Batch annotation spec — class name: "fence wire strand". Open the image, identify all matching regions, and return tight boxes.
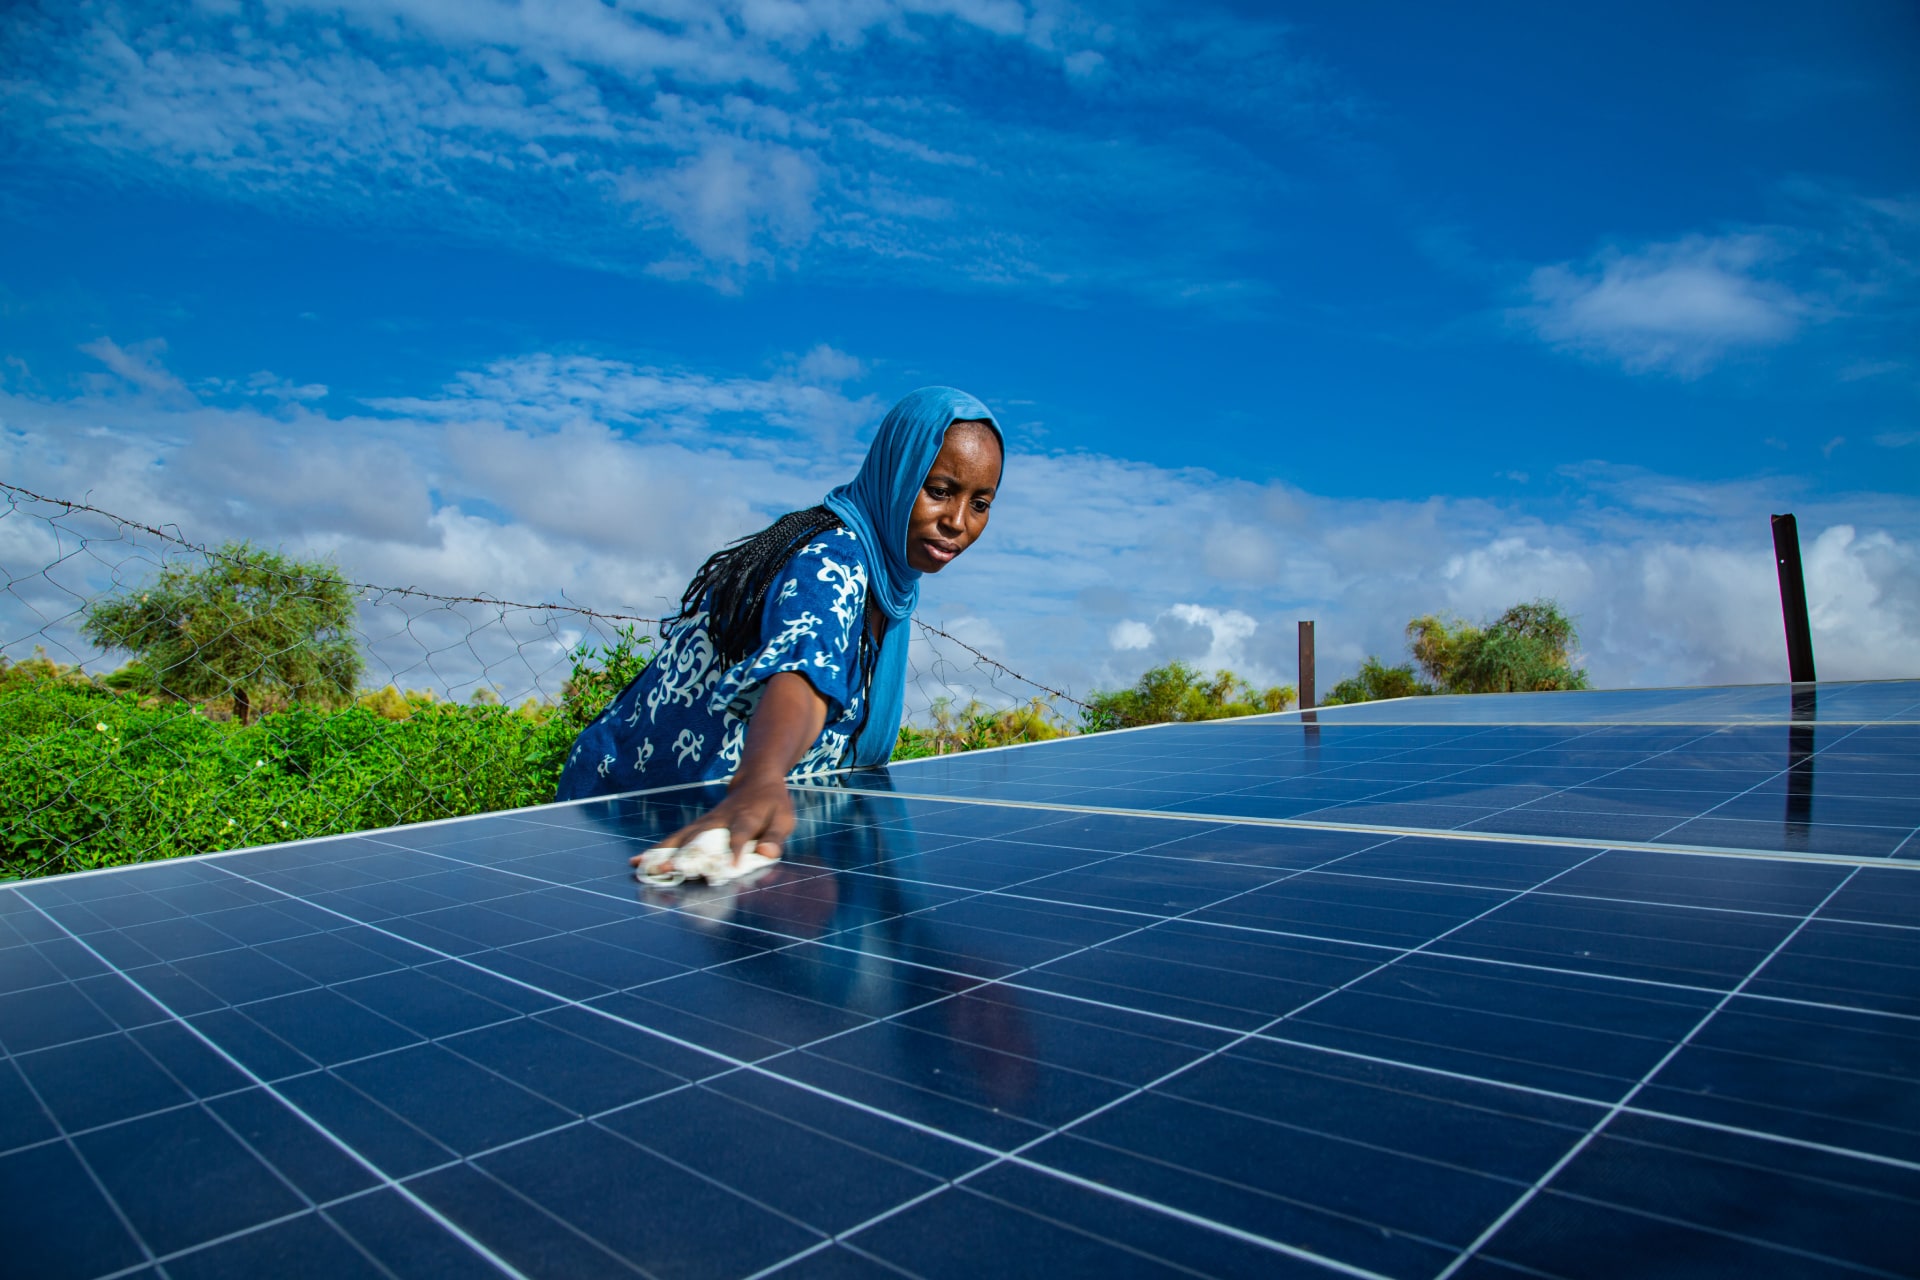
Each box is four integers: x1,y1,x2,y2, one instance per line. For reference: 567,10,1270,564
0,481,1082,880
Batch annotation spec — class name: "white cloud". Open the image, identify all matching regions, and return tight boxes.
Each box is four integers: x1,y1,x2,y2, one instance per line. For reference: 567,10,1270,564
3,1,1313,298
1516,233,1805,377
76,337,192,401
4,337,1917,713
791,344,865,385
1512,192,1920,380
620,139,821,278
1108,619,1152,650
1163,603,1260,675
1062,49,1105,79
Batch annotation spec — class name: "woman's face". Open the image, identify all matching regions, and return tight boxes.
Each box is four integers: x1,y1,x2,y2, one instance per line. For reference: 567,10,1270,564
906,420,1001,573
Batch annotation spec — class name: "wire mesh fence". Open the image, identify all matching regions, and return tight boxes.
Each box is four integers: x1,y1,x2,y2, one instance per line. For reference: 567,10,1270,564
0,482,1085,881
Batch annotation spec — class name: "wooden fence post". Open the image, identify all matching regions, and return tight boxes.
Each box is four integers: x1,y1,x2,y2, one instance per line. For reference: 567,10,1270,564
1298,620,1315,711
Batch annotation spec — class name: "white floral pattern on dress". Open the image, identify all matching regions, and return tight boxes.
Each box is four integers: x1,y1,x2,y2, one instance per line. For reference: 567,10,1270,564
554,527,873,802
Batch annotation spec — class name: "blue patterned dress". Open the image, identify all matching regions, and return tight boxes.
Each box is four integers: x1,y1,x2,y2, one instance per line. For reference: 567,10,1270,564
553,526,875,801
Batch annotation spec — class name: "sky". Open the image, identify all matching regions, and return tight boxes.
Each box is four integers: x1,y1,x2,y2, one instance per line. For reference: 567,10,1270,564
1,0,1916,707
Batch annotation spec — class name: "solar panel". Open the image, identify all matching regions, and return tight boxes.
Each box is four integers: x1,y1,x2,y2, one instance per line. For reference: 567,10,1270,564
2,680,1915,1278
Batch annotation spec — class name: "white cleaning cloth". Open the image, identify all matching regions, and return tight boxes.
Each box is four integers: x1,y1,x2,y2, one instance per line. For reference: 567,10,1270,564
636,827,778,887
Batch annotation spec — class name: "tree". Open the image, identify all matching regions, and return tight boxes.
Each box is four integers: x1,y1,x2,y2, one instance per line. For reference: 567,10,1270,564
81,543,362,724
1325,599,1589,705
894,696,1067,758
1083,661,1293,731
1408,599,1587,694
1324,657,1432,706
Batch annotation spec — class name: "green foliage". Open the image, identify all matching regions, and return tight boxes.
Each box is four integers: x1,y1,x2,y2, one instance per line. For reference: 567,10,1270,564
1324,658,1433,706
356,685,442,720
100,660,159,696
1330,598,1589,704
893,697,1068,759
0,649,96,697
0,668,579,880
1081,661,1293,732
1408,599,1588,694
0,623,657,880
556,624,655,735
81,543,361,724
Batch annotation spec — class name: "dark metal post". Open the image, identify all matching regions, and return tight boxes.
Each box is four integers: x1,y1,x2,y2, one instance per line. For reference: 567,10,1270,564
1771,514,1816,683
1297,620,1315,711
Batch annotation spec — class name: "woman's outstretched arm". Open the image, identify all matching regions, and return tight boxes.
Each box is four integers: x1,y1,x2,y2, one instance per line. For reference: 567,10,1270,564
633,670,827,869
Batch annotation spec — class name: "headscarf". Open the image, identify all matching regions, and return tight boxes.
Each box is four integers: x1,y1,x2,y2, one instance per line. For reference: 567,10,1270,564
825,387,1004,765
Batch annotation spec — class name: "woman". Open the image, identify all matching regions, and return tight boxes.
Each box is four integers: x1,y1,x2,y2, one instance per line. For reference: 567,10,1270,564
553,386,1004,874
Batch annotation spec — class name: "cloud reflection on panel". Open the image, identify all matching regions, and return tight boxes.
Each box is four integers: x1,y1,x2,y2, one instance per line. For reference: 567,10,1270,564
579,780,1045,1115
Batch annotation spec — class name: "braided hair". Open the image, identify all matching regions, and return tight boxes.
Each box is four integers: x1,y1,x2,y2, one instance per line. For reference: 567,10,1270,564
676,505,883,750
676,505,848,670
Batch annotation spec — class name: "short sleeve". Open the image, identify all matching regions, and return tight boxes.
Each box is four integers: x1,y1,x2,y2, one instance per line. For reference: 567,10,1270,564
709,527,869,725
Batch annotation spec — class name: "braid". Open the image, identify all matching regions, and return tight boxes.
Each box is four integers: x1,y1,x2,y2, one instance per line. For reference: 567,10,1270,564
677,506,845,669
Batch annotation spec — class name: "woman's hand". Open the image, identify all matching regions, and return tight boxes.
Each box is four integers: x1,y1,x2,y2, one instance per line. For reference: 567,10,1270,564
633,671,828,870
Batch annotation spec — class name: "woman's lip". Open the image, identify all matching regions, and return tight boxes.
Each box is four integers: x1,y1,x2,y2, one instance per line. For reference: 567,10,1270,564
921,539,959,562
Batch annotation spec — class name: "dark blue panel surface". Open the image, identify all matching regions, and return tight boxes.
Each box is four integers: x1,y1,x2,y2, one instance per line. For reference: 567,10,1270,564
1,681,1914,1277
863,690,1920,859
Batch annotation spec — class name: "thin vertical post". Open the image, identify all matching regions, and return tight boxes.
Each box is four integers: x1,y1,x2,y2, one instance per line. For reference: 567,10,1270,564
1771,514,1816,683
1297,620,1315,711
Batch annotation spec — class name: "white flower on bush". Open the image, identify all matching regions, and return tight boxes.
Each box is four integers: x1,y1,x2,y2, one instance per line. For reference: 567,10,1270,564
95,723,108,732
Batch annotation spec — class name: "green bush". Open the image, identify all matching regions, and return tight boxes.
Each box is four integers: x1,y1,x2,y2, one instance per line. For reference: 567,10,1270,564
1324,658,1432,706
0,677,577,879
893,697,1067,759
1407,599,1589,695
1330,599,1589,705
1081,661,1293,731
0,626,664,880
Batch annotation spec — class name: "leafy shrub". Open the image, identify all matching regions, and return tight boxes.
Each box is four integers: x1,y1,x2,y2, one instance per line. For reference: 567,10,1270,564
893,697,1067,759
0,675,578,879
0,627,665,879
1324,658,1433,706
1081,661,1293,731
1330,598,1589,704
555,624,656,735
1408,599,1588,694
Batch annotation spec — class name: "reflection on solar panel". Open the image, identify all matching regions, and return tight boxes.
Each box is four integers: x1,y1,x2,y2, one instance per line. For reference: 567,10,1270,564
2,680,1915,1279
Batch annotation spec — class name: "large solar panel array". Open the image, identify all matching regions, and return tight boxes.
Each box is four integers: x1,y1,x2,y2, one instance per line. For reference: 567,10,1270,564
2,680,1915,1279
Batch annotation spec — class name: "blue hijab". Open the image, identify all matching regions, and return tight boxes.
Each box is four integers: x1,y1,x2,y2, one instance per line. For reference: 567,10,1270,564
824,387,1004,766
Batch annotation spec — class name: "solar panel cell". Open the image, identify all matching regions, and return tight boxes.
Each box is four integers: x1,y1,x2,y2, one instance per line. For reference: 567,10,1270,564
163,1209,390,1280
3,679,1916,1277
1482,1113,1920,1280
0,1140,150,1279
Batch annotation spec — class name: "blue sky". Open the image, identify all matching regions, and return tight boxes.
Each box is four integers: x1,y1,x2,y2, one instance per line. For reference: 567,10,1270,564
1,0,1916,701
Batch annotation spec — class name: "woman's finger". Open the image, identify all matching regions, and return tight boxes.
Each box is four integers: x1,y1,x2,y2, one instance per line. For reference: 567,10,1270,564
749,804,795,862
728,807,789,860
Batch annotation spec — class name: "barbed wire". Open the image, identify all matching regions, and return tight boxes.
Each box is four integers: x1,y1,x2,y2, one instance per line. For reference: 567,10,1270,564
1,482,668,627
0,480,1085,880
910,617,1089,712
